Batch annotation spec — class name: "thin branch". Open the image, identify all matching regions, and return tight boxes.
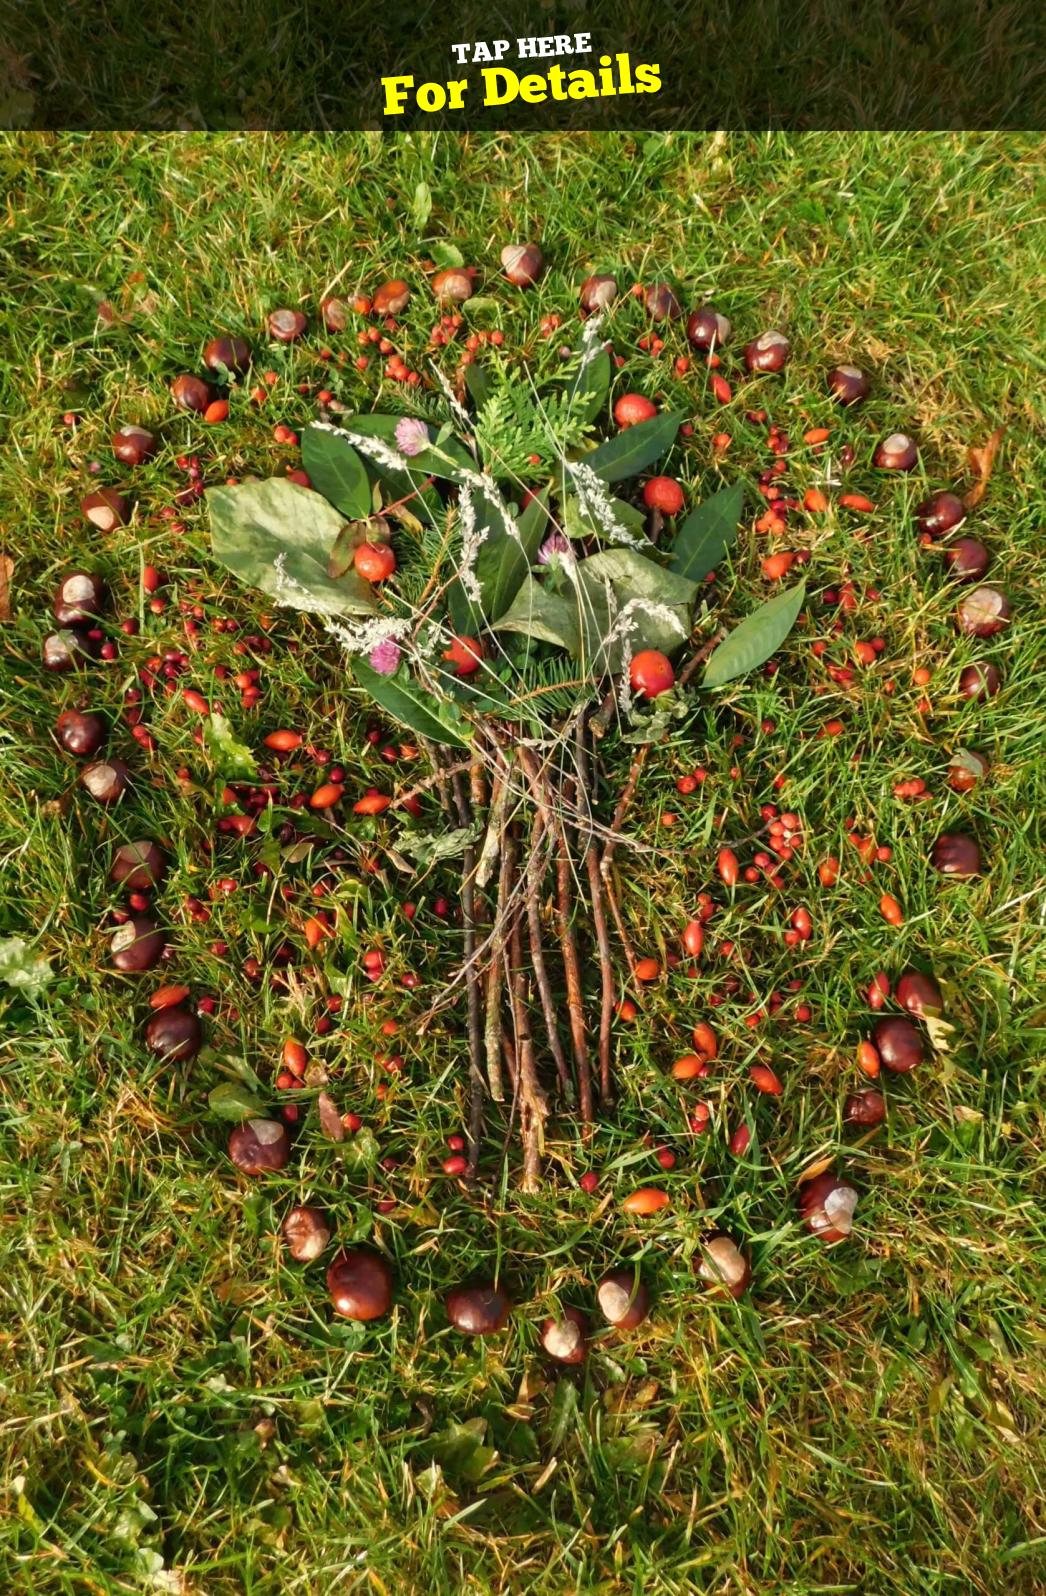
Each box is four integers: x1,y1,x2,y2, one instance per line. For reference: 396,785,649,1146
450,765,486,1179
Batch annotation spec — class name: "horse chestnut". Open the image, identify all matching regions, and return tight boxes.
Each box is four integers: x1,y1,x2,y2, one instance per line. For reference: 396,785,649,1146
328,1247,393,1319
445,1282,512,1335
895,969,943,1019
596,1268,650,1329
686,306,731,350
932,833,983,877
580,273,618,312
170,374,212,412
957,586,1010,638
431,269,473,304
916,491,966,538
44,629,98,672
110,839,166,890
500,245,544,288
112,425,157,466
110,913,166,973
144,1004,202,1062
694,1234,751,1299
203,335,251,375
798,1172,858,1242
267,309,307,342
844,1089,885,1127
827,364,870,405
744,331,790,373
81,488,131,532
56,709,106,757
948,748,989,793
320,295,350,331
943,537,991,582
873,1016,925,1072
229,1118,291,1175
958,662,1001,700
645,281,681,320
80,758,130,801
874,433,918,471
54,572,106,627
540,1307,588,1364
372,280,411,315
284,1205,331,1262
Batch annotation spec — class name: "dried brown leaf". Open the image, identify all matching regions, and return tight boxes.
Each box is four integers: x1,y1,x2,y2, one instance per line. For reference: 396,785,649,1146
0,555,13,622
964,426,1005,509
317,1090,344,1142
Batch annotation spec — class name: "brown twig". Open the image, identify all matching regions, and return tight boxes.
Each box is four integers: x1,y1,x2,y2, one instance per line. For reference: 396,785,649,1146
600,744,649,883
522,805,574,1103
450,766,486,1179
483,820,516,1102
508,908,547,1192
577,716,615,1104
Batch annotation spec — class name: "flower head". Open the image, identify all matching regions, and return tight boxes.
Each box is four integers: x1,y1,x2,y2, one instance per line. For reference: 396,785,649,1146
368,639,402,676
537,530,571,565
394,416,430,458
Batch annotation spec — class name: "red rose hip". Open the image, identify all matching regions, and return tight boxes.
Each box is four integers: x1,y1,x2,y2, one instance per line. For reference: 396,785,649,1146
629,650,675,699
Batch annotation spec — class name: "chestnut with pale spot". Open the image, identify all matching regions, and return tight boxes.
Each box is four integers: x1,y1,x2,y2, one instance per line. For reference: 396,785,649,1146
81,488,131,532
958,662,1001,701
686,305,731,351
110,913,166,973
283,1205,331,1263
932,832,983,878
500,244,544,288
110,839,166,891
948,748,990,794
446,1282,512,1336
81,758,130,802
170,374,213,413
228,1118,291,1175
744,331,790,373
267,309,308,342
431,269,473,304
44,629,98,673
54,572,106,627
112,425,157,466
957,586,1010,638
694,1234,751,1299
798,1172,858,1243
580,273,618,312
596,1268,650,1329
540,1307,589,1364
645,281,681,320
874,433,918,471
144,1004,202,1063
372,280,411,315
827,364,870,406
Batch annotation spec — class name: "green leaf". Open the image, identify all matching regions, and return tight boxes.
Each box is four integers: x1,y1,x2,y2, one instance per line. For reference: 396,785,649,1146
670,481,745,583
0,937,54,998
560,343,611,425
584,411,683,483
208,478,378,618
208,1082,265,1121
342,1125,380,1172
395,825,481,868
411,179,432,229
463,362,491,411
575,547,697,661
340,414,474,484
448,486,550,630
492,575,578,652
703,580,807,688
301,426,371,520
203,714,258,779
563,492,646,543
430,241,464,269
352,656,470,748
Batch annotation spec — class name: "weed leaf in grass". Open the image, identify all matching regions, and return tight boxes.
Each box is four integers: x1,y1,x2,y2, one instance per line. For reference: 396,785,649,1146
208,478,377,618
671,481,745,583
203,713,258,779
703,580,807,687
584,411,682,482
395,825,482,868
493,575,579,652
430,241,464,269
352,655,470,747
448,486,550,629
208,1082,266,1121
464,362,491,410
0,937,54,998
558,337,611,424
411,179,433,229
301,426,371,520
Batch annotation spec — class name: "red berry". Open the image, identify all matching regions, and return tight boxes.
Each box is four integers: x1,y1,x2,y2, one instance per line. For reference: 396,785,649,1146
642,476,684,515
353,542,396,582
442,635,484,676
613,393,658,428
629,649,675,699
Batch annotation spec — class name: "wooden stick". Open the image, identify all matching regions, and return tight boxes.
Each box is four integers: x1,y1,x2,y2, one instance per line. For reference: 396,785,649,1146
522,805,574,1102
450,766,486,1179
577,716,615,1104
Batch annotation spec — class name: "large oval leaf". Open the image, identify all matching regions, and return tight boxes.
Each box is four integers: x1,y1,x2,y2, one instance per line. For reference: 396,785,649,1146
448,486,551,632
584,411,683,483
352,656,470,748
208,478,377,617
670,481,745,583
301,426,371,519
703,580,806,688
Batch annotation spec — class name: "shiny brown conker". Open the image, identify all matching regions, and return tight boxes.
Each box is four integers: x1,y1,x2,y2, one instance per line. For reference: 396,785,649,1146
110,913,166,973
112,425,158,466
944,537,991,582
874,433,918,471
745,331,790,373
144,1004,202,1062
844,1089,886,1127
948,748,990,793
798,1171,858,1242
320,295,349,331
170,374,212,413
203,335,252,375
431,269,473,304
694,1234,751,1299
110,839,166,890
445,1282,512,1335
958,661,1001,700
596,1268,650,1329
328,1247,393,1319
827,364,870,405
873,1016,925,1073
44,629,98,672
645,281,681,320
80,758,130,801
932,832,983,878
916,491,966,538
283,1205,331,1262
372,280,411,315
540,1306,589,1364
229,1118,291,1175
53,571,107,627
957,586,1010,638
686,305,731,351
500,244,544,288
56,709,106,757
267,309,307,342
580,273,618,312
895,969,944,1019
81,488,131,532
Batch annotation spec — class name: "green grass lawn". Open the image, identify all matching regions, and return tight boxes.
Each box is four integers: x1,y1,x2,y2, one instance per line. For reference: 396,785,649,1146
1,131,1045,1595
